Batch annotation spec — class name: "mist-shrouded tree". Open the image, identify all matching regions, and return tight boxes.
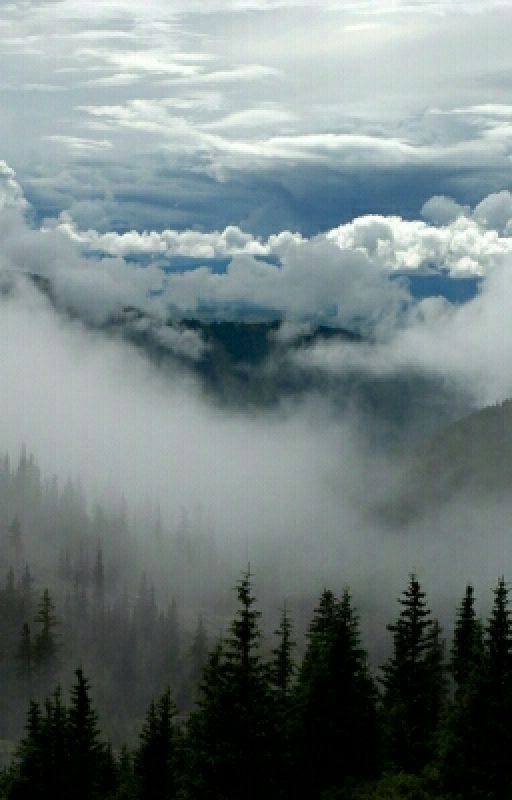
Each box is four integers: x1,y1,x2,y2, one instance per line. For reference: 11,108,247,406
439,585,488,798
293,588,379,798
450,584,484,694
134,688,179,800
380,574,445,774
33,589,59,694
479,577,512,797
268,605,295,798
67,667,115,800
6,699,45,799
16,623,34,697
270,604,295,702
187,614,208,704
184,570,275,800
7,689,69,800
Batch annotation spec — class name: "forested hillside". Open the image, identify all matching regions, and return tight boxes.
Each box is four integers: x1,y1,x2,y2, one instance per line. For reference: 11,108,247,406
2,570,512,799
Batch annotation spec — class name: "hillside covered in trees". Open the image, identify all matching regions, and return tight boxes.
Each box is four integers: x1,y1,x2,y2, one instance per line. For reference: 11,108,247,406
3,398,512,797
2,570,512,799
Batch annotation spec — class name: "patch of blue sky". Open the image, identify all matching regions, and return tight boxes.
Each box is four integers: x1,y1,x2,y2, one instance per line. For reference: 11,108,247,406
394,272,481,304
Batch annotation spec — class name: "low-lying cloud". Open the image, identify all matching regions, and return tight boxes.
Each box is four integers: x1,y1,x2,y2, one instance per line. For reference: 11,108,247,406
3,160,512,626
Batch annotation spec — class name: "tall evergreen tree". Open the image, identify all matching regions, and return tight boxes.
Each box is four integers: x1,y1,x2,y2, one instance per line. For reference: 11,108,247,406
439,586,487,799
7,700,45,799
450,584,483,694
7,689,69,800
481,577,512,797
294,588,379,798
269,605,295,799
134,688,179,800
270,605,295,702
380,574,445,774
67,667,114,800
188,615,208,703
33,589,59,694
185,570,275,800
16,623,34,697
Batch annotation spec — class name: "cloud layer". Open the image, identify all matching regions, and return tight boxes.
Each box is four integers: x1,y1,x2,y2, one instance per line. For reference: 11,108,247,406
1,0,512,233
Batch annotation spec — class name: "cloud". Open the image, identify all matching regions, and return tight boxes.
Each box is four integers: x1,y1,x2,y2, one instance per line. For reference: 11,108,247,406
53,194,512,279
5,156,512,618
421,195,469,226
5,158,512,358
45,136,113,153
473,191,512,234
0,161,28,211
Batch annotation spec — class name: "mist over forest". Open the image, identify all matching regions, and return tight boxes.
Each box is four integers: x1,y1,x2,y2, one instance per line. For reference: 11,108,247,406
4,1,512,794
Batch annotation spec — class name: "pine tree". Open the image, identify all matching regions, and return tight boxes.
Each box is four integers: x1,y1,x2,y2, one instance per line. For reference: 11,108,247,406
270,605,295,701
134,688,179,800
380,574,445,774
19,564,34,621
185,570,275,800
8,700,44,799
481,577,512,797
188,615,208,702
16,623,33,697
43,687,70,800
439,586,487,799
450,584,484,693
269,605,295,799
7,690,69,800
294,588,379,797
33,589,59,694
67,667,113,800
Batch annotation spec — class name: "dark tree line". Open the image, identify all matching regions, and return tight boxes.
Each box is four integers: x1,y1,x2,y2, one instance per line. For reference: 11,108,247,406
3,571,512,799
0,563,205,747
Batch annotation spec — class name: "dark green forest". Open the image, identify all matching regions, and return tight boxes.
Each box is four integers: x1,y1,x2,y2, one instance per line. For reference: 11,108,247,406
3,567,512,798
1,448,512,798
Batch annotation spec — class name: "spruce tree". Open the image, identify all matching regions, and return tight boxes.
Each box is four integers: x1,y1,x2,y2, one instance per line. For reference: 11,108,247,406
134,688,178,800
380,574,445,774
185,570,275,800
450,584,483,694
188,615,208,699
439,586,487,798
8,690,70,800
269,605,295,799
270,605,295,702
294,588,379,797
67,667,114,800
33,589,59,695
481,577,512,797
7,700,44,799
16,623,33,696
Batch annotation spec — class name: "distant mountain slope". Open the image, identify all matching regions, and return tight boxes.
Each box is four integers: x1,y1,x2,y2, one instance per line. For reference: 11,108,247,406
15,272,475,442
379,399,512,526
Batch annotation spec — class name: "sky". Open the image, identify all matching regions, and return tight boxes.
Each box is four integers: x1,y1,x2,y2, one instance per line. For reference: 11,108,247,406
3,0,512,614
1,0,512,237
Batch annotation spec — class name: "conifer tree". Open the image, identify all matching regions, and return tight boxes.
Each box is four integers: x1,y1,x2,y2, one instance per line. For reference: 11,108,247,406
187,615,208,704
16,623,33,697
33,589,59,693
7,700,44,799
481,577,512,797
294,588,379,797
450,583,484,693
439,586,487,798
269,605,295,799
134,688,179,800
380,574,445,774
43,687,70,800
270,605,295,701
185,570,275,800
7,690,69,800
67,667,114,800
